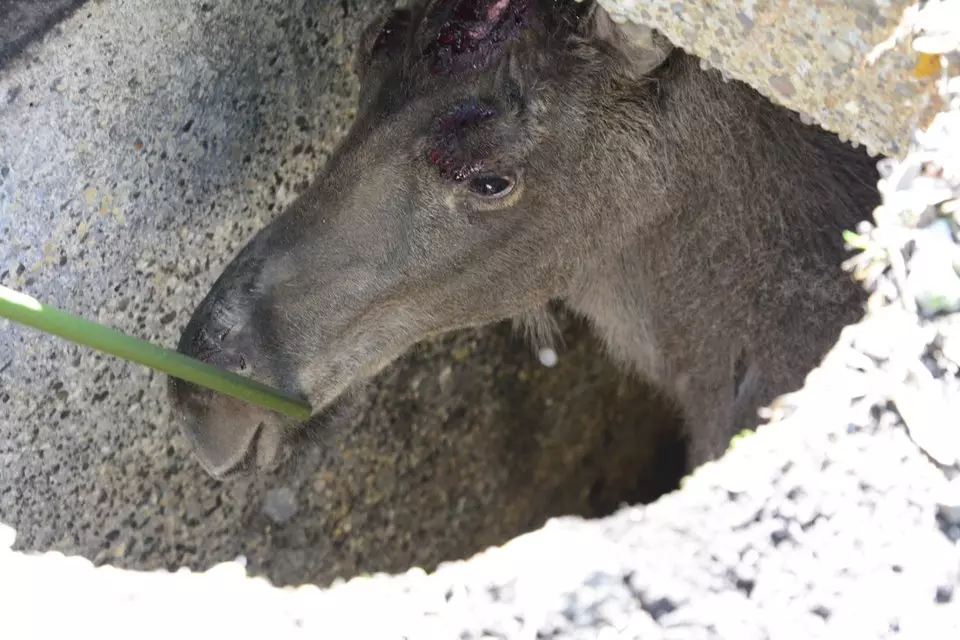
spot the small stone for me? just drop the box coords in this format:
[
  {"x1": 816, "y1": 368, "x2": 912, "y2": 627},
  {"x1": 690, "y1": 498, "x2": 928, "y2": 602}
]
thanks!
[
  {"x1": 262, "y1": 487, "x2": 298, "y2": 524},
  {"x1": 895, "y1": 369, "x2": 960, "y2": 467},
  {"x1": 769, "y1": 74, "x2": 796, "y2": 98},
  {"x1": 937, "y1": 477, "x2": 960, "y2": 525},
  {"x1": 907, "y1": 231, "x2": 960, "y2": 316},
  {"x1": 538, "y1": 347, "x2": 558, "y2": 367},
  {"x1": 941, "y1": 334, "x2": 960, "y2": 368},
  {"x1": 438, "y1": 365, "x2": 452, "y2": 386},
  {"x1": 935, "y1": 583, "x2": 954, "y2": 603},
  {"x1": 312, "y1": 472, "x2": 331, "y2": 495},
  {"x1": 206, "y1": 557, "x2": 248, "y2": 579},
  {"x1": 825, "y1": 40, "x2": 853, "y2": 63}
]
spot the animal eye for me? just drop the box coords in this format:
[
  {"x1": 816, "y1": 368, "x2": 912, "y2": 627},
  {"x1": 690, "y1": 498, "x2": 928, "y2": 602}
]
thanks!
[{"x1": 468, "y1": 175, "x2": 514, "y2": 198}]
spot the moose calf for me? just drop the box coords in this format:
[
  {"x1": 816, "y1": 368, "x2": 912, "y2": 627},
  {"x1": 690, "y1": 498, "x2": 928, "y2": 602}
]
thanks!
[{"x1": 169, "y1": 0, "x2": 879, "y2": 478}]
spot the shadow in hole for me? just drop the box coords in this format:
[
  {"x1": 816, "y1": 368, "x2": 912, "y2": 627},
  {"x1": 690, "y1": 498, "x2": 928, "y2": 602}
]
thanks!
[{"x1": 262, "y1": 310, "x2": 687, "y2": 587}]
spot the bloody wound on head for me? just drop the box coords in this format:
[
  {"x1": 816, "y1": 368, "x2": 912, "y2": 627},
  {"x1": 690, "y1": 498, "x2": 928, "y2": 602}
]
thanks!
[{"x1": 421, "y1": 0, "x2": 532, "y2": 75}]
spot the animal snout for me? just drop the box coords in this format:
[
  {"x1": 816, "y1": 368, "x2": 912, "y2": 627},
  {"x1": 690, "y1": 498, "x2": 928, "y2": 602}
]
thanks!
[{"x1": 169, "y1": 296, "x2": 293, "y2": 480}]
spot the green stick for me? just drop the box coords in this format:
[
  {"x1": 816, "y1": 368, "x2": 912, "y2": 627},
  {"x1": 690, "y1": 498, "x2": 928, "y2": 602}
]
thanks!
[{"x1": 0, "y1": 284, "x2": 311, "y2": 421}]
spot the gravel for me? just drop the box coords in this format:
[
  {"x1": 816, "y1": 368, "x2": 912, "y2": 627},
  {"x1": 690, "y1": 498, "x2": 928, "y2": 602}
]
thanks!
[{"x1": 262, "y1": 487, "x2": 299, "y2": 525}]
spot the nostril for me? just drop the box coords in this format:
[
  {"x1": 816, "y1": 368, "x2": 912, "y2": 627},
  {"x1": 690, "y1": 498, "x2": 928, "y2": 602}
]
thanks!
[
  {"x1": 188, "y1": 322, "x2": 255, "y2": 374},
  {"x1": 218, "y1": 328, "x2": 248, "y2": 371}
]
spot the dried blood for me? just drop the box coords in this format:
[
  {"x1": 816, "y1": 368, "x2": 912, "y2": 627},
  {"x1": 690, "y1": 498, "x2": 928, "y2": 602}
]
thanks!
[
  {"x1": 425, "y1": 99, "x2": 498, "y2": 180},
  {"x1": 422, "y1": 0, "x2": 531, "y2": 75}
]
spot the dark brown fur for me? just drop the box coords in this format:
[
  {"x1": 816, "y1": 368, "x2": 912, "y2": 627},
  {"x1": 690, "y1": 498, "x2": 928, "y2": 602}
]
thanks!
[{"x1": 169, "y1": 0, "x2": 878, "y2": 479}]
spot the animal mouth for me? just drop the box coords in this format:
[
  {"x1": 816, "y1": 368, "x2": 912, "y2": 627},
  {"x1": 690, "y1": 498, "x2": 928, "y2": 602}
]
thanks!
[
  {"x1": 205, "y1": 393, "x2": 350, "y2": 480},
  {"x1": 216, "y1": 421, "x2": 265, "y2": 479}
]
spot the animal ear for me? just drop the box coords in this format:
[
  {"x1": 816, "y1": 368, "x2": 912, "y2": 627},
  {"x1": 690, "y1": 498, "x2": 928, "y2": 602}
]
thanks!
[
  {"x1": 355, "y1": 6, "x2": 413, "y2": 80},
  {"x1": 581, "y1": 4, "x2": 674, "y2": 76}
]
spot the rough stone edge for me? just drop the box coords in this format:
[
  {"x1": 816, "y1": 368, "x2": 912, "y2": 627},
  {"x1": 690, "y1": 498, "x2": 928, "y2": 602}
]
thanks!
[
  {"x1": 3, "y1": 1, "x2": 959, "y2": 637},
  {"x1": 597, "y1": 0, "x2": 941, "y2": 160}
]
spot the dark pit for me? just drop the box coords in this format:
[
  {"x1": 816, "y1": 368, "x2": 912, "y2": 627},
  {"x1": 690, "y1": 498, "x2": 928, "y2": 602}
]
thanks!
[{"x1": 252, "y1": 310, "x2": 686, "y2": 586}]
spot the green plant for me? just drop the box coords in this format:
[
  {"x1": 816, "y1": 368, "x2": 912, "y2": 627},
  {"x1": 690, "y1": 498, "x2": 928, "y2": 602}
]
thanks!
[{"x1": 0, "y1": 285, "x2": 311, "y2": 420}]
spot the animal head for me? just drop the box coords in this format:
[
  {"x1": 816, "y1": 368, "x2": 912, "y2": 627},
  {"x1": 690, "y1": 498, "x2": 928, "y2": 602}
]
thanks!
[{"x1": 169, "y1": 0, "x2": 676, "y2": 478}]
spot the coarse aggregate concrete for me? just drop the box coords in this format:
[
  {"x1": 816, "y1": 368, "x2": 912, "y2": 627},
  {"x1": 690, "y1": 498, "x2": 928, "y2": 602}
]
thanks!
[
  {"x1": 2, "y1": 1, "x2": 958, "y2": 638},
  {"x1": 0, "y1": 0, "x2": 684, "y2": 586},
  {"x1": 598, "y1": 0, "x2": 941, "y2": 159}
]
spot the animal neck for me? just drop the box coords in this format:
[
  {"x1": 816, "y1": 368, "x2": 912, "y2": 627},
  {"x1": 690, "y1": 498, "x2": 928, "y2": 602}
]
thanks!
[
  {"x1": 557, "y1": 50, "x2": 865, "y2": 383},
  {"x1": 563, "y1": 241, "x2": 666, "y2": 380},
  {"x1": 555, "y1": 55, "x2": 729, "y2": 377}
]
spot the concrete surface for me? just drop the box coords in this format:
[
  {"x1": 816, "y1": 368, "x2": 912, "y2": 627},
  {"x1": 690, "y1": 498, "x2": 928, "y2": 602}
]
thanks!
[
  {"x1": 0, "y1": 0, "x2": 685, "y2": 586},
  {"x1": 2, "y1": 0, "x2": 959, "y2": 636},
  {"x1": 598, "y1": 0, "x2": 941, "y2": 159},
  {"x1": 4, "y1": 296, "x2": 960, "y2": 638}
]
